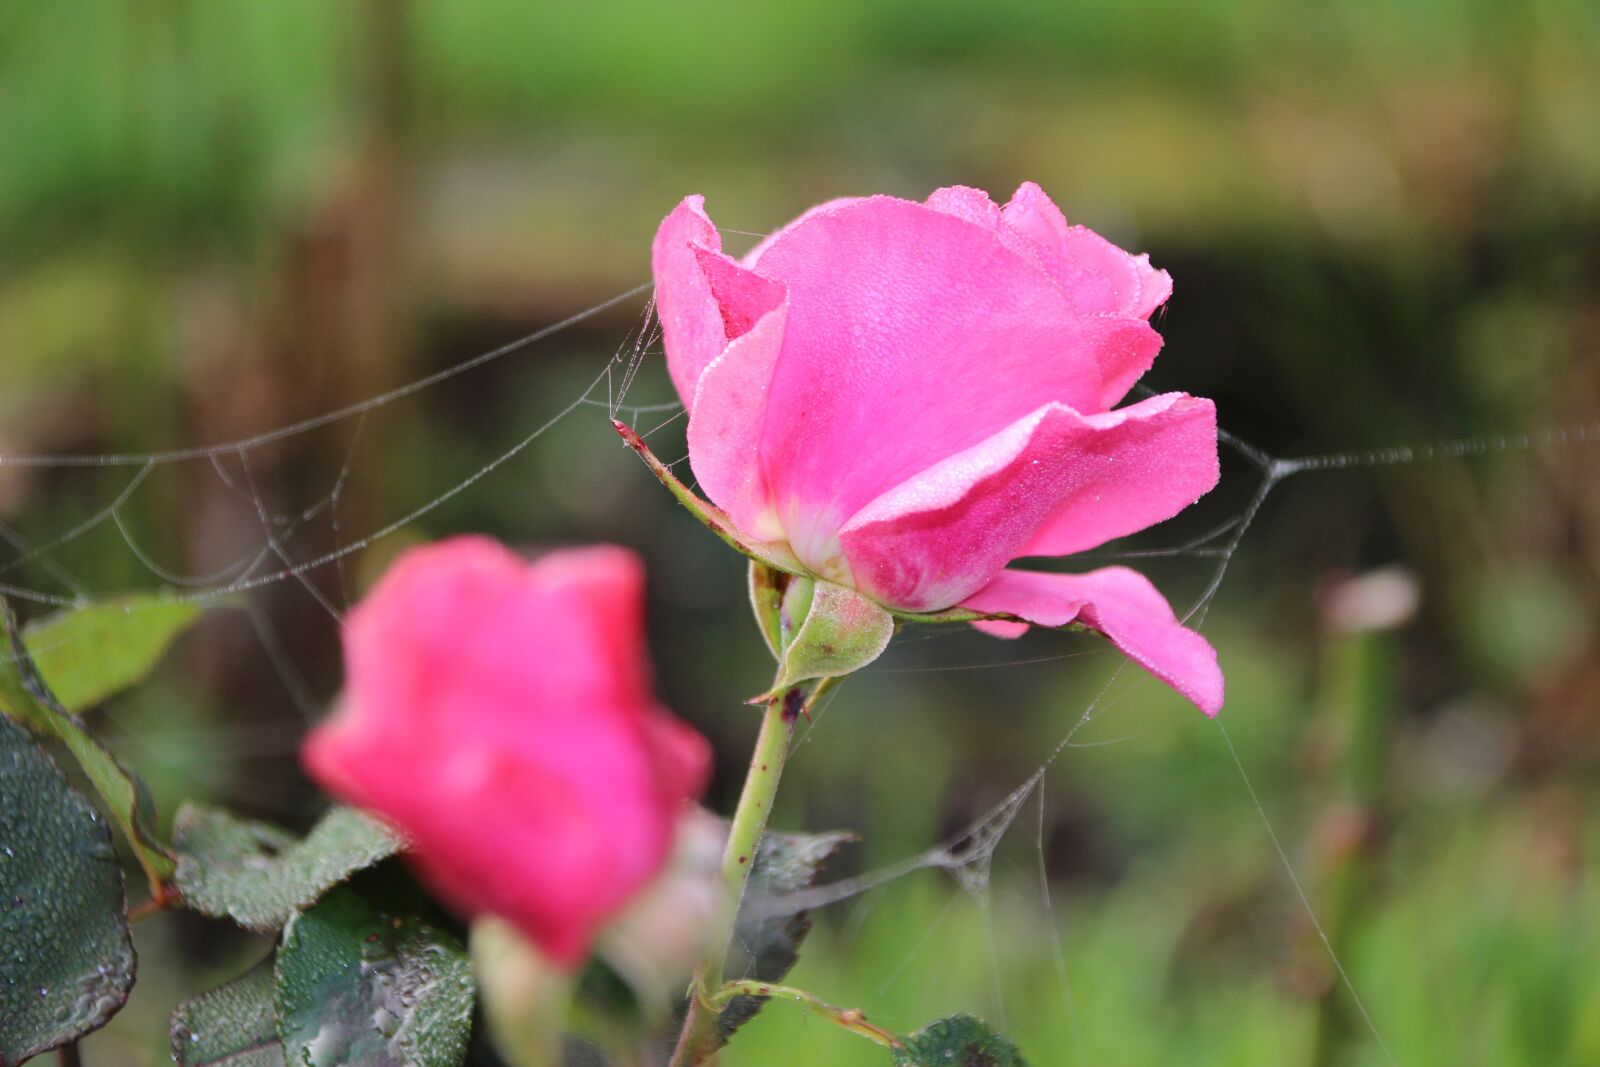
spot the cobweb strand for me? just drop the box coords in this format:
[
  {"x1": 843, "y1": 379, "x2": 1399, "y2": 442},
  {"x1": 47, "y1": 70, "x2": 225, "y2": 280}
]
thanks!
[{"x1": 5, "y1": 277, "x2": 1598, "y2": 1065}]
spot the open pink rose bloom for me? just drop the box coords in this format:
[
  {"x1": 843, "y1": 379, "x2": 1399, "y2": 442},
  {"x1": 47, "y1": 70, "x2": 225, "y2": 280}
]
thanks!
[
  {"x1": 652, "y1": 183, "x2": 1224, "y2": 714},
  {"x1": 302, "y1": 538, "x2": 711, "y2": 966}
]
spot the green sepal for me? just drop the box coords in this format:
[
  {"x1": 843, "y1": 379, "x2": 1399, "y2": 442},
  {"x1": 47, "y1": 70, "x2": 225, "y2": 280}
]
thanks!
[
  {"x1": 760, "y1": 579, "x2": 894, "y2": 695},
  {"x1": 613, "y1": 420, "x2": 804, "y2": 575},
  {"x1": 891, "y1": 605, "x2": 992, "y2": 625},
  {"x1": 890, "y1": 604, "x2": 1087, "y2": 630},
  {"x1": 747, "y1": 561, "x2": 786, "y2": 659},
  {"x1": 778, "y1": 577, "x2": 815, "y2": 651}
]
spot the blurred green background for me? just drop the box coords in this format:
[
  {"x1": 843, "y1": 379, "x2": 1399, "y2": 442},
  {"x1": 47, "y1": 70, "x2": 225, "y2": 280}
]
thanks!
[{"x1": 3, "y1": 1, "x2": 1599, "y2": 1064}]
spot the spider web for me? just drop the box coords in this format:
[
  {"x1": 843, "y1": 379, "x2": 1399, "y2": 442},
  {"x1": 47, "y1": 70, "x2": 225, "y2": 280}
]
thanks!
[{"x1": 2, "y1": 260, "x2": 1596, "y2": 1065}]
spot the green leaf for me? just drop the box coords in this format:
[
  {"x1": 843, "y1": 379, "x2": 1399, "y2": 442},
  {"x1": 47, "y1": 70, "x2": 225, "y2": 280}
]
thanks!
[
  {"x1": 23, "y1": 594, "x2": 208, "y2": 713},
  {"x1": 719, "y1": 827, "x2": 856, "y2": 1040},
  {"x1": 175, "y1": 805, "x2": 401, "y2": 932},
  {"x1": 275, "y1": 886, "x2": 475, "y2": 1067},
  {"x1": 767, "y1": 580, "x2": 894, "y2": 692},
  {"x1": 890, "y1": 1014, "x2": 1030, "y2": 1067},
  {"x1": 171, "y1": 960, "x2": 286, "y2": 1067},
  {"x1": 0, "y1": 715, "x2": 135, "y2": 1067},
  {"x1": 0, "y1": 598, "x2": 176, "y2": 897}
]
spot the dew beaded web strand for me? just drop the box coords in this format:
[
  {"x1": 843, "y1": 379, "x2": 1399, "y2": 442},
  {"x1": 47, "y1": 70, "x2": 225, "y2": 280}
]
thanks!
[
  {"x1": 0, "y1": 284, "x2": 654, "y2": 470},
  {"x1": 1, "y1": 276, "x2": 1596, "y2": 1063}
]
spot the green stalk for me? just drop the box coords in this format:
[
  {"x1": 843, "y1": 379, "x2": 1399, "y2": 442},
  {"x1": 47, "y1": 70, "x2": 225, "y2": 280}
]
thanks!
[
  {"x1": 1309, "y1": 624, "x2": 1397, "y2": 1067},
  {"x1": 669, "y1": 686, "x2": 803, "y2": 1066},
  {"x1": 706, "y1": 982, "x2": 899, "y2": 1048}
]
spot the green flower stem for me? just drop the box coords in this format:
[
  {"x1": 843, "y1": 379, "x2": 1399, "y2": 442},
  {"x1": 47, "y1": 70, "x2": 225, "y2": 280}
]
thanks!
[
  {"x1": 716, "y1": 693, "x2": 798, "y2": 948},
  {"x1": 670, "y1": 685, "x2": 804, "y2": 1066},
  {"x1": 707, "y1": 981, "x2": 900, "y2": 1048}
]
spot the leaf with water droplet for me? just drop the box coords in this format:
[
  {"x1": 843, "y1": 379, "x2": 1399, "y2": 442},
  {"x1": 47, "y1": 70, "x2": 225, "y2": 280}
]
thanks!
[
  {"x1": 717, "y1": 826, "x2": 856, "y2": 1041},
  {"x1": 175, "y1": 805, "x2": 401, "y2": 932},
  {"x1": 0, "y1": 715, "x2": 135, "y2": 1067},
  {"x1": 171, "y1": 958, "x2": 285, "y2": 1067},
  {"x1": 890, "y1": 1014, "x2": 1029, "y2": 1067},
  {"x1": 275, "y1": 886, "x2": 474, "y2": 1067},
  {"x1": 0, "y1": 597, "x2": 179, "y2": 898}
]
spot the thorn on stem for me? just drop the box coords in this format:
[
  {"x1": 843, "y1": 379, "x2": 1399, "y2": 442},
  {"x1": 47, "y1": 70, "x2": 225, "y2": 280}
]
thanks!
[{"x1": 781, "y1": 687, "x2": 808, "y2": 723}]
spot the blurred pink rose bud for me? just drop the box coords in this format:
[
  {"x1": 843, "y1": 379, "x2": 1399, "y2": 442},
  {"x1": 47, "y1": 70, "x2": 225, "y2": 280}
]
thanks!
[
  {"x1": 302, "y1": 537, "x2": 712, "y2": 966},
  {"x1": 651, "y1": 183, "x2": 1224, "y2": 714}
]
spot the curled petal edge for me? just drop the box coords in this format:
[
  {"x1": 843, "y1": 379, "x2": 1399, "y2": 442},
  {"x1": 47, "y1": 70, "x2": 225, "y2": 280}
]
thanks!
[{"x1": 959, "y1": 567, "x2": 1223, "y2": 716}]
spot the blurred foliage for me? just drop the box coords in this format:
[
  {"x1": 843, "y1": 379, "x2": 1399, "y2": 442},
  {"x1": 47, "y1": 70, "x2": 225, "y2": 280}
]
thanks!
[{"x1": 2, "y1": 0, "x2": 1598, "y2": 1064}]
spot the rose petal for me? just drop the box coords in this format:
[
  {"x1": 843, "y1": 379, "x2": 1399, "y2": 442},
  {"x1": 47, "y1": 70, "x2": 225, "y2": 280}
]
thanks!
[
  {"x1": 338, "y1": 542, "x2": 654, "y2": 726},
  {"x1": 1019, "y1": 393, "x2": 1217, "y2": 558},
  {"x1": 651, "y1": 197, "x2": 724, "y2": 406},
  {"x1": 971, "y1": 618, "x2": 1030, "y2": 639},
  {"x1": 1000, "y1": 182, "x2": 1172, "y2": 322},
  {"x1": 924, "y1": 182, "x2": 1173, "y2": 409},
  {"x1": 1129, "y1": 255, "x2": 1173, "y2": 320},
  {"x1": 652, "y1": 196, "x2": 784, "y2": 411},
  {"x1": 691, "y1": 245, "x2": 785, "y2": 341},
  {"x1": 685, "y1": 289, "x2": 789, "y2": 539},
  {"x1": 526, "y1": 544, "x2": 658, "y2": 709},
  {"x1": 742, "y1": 196, "x2": 862, "y2": 269},
  {"x1": 751, "y1": 195, "x2": 1101, "y2": 546},
  {"x1": 834, "y1": 394, "x2": 1219, "y2": 611},
  {"x1": 960, "y1": 566, "x2": 1224, "y2": 715},
  {"x1": 924, "y1": 184, "x2": 1004, "y2": 229},
  {"x1": 304, "y1": 538, "x2": 711, "y2": 967},
  {"x1": 1082, "y1": 315, "x2": 1165, "y2": 412}
]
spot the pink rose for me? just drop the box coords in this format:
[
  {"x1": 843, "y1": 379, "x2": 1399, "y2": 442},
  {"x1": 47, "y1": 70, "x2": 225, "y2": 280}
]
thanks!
[
  {"x1": 302, "y1": 537, "x2": 711, "y2": 966},
  {"x1": 650, "y1": 183, "x2": 1224, "y2": 714}
]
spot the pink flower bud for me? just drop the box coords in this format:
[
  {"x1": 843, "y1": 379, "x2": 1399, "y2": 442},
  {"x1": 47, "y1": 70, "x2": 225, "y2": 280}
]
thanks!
[
  {"x1": 302, "y1": 537, "x2": 711, "y2": 966},
  {"x1": 651, "y1": 183, "x2": 1224, "y2": 714}
]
